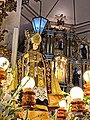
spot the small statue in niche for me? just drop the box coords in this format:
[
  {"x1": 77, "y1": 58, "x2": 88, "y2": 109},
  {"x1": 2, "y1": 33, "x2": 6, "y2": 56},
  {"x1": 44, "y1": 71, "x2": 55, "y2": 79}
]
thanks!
[
  {"x1": 59, "y1": 40, "x2": 63, "y2": 50},
  {"x1": 54, "y1": 38, "x2": 63, "y2": 50},
  {"x1": 80, "y1": 44, "x2": 88, "y2": 59},
  {"x1": 54, "y1": 38, "x2": 59, "y2": 48},
  {"x1": 72, "y1": 67, "x2": 80, "y2": 86},
  {"x1": 71, "y1": 40, "x2": 78, "y2": 58}
]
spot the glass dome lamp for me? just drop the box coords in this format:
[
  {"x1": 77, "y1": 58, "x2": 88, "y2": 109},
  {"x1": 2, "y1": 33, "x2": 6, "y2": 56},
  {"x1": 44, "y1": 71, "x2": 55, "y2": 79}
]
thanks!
[
  {"x1": 0, "y1": 57, "x2": 9, "y2": 70},
  {"x1": 83, "y1": 70, "x2": 90, "y2": 83},
  {"x1": 32, "y1": 17, "x2": 48, "y2": 34},
  {"x1": 59, "y1": 99, "x2": 66, "y2": 110},
  {"x1": 21, "y1": 76, "x2": 35, "y2": 89},
  {"x1": 21, "y1": 76, "x2": 36, "y2": 108},
  {"x1": 70, "y1": 86, "x2": 83, "y2": 100}
]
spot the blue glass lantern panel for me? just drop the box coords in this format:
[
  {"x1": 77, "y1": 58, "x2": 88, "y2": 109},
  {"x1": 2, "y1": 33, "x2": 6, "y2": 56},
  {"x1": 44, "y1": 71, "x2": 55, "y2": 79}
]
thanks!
[
  {"x1": 32, "y1": 17, "x2": 41, "y2": 33},
  {"x1": 32, "y1": 17, "x2": 47, "y2": 34},
  {"x1": 40, "y1": 17, "x2": 47, "y2": 34}
]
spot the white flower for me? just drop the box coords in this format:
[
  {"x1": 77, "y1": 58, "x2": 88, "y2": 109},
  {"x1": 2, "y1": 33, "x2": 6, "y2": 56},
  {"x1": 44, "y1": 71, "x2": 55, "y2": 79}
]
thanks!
[
  {"x1": 0, "y1": 104, "x2": 5, "y2": 112},
  {"x1": 87, "y1": 100, "x2": 90, "y2": 105},
  {"x1": 85, "y1": 104, "x2": 90, "y2": 112},
  {"x1": 74, "y1": 117, "x2": 78, "y2": 120},
  {"x1": 3, "y1": 109, "x2": 9, "y2": 116},
  {"x1": 6, "y1": 89, "x2": 11, "y2": 94},
  {"x1": 66, "y1": 96, "x2": 72, "y2": 103},
  {"x1": 3, "y1": 93, "x2": 11, "y2": 101},
  {"x1": 1, "y1": 80, "x2": 5, "y2": 86}
]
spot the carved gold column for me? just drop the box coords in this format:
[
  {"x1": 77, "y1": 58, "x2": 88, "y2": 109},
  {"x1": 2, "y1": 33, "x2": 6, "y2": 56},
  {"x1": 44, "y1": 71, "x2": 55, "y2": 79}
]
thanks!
[{"x1": 82, "y1": 63, "x2": 86, "y2": 85}]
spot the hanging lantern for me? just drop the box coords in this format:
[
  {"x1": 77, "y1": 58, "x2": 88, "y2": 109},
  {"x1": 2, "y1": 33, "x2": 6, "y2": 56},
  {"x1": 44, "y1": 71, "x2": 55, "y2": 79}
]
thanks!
[
  {"x1": 32, "y1": 17, "x2": 48, "y2": 34},
  {"x1": 70, "y1": 86, "x2": 83, "y2": 100},
  {"x1": 59, "y1": 99, "x2": 66, "y2": 110},
  {"x1": 0, "y1": 57, "x2": 9, "y2": 70},
  {"x1": 83, "y1": 70, "x2": 90, "y2": 83},
  {"x1": 21, "y1": 76, "x2": 35, "y2": 89},
  {"x1": 83, "y1": 70, "x2": 90, "y2": 97}
]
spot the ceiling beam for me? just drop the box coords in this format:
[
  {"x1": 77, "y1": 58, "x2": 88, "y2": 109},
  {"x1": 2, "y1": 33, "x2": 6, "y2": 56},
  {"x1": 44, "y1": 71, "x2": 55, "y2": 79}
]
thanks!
[
  {"x1": 21, "y1": 13, "x2": 32, "y2": 23},
  {"x1": 73, "y1": 20, "x2": 90, "y2": 26},
  {"x1": 23, "y1": 5, "x2": 36, "y2": 17},
  {"x1": 77, "y1": 29, "x2": 90, "y2": 35},
  {"x1": 74, "y1": 24, "x2": 90, "y2": 30},
  {"x1": 73, "y1": 0, "x2": 76, "y2": 25},
  {"x1": 25, "y1": 3, "x2": 40, "y2": 16},
  {"x1": 40, "y1": 0, "x2": 42, "y2": 16},
  {"x1": 45, "y1": 0, "x2": 60, "y2": 18}
]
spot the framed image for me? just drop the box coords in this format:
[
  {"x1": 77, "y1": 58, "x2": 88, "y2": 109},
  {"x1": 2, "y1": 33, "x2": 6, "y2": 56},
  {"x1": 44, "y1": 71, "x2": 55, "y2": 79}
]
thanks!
[{"x1": 80, "y1": 44, "x2": 88, "y2": 59}]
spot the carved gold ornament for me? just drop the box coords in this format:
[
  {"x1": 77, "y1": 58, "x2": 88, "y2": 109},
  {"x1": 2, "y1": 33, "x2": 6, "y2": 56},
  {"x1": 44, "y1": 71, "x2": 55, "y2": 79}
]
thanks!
[{"x1": 31, "y1": 33, "x2": 41, "y2": 46}]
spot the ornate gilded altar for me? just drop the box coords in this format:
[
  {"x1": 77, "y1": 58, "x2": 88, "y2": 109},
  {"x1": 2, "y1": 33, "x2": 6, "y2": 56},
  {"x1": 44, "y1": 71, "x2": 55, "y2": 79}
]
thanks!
[
  {"x1": 16, "y1": 28, "x2": 90, "y2": 120},
  {"x1": 42, "y1": 29, "x2": 90, "y2": 88}
]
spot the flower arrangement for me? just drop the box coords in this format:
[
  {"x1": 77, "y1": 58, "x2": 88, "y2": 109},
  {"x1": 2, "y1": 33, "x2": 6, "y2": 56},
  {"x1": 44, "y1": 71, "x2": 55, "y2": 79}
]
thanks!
[
  {"x1": 0, "y1": 69, "x2": 35, "y2": 120},
  {"x1": 0, "y1": 88, "x2": 19, "y2": 120},
  {"x1": 0, "y1": 68, "x2": 21, "y2": 120},
  {"x1": 49, "y1": 92, "x2": 90, "y2": 120},
  {"x1": 0, "y1": 56, "x2": 90, "y2": 120},
  {"x1": 83, "y1": 96, "x2": 90, "y2": 120},
  {"x1": 0, "y1": 56, "x2": 37, "y2": 120}
]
